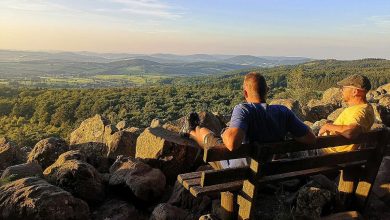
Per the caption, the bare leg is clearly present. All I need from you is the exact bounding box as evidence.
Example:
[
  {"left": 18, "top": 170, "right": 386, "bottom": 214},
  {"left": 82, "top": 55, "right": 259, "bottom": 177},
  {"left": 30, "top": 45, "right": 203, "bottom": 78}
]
[{"left": 189, "top": 126, "right": 213, "bottom": 148}]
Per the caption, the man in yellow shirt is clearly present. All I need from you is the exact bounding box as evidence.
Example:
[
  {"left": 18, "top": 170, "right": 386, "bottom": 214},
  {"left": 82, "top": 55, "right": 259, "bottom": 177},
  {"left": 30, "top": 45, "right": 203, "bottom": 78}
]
[{"left": 318, "top": 74, "right": 375, "bottom": 153}]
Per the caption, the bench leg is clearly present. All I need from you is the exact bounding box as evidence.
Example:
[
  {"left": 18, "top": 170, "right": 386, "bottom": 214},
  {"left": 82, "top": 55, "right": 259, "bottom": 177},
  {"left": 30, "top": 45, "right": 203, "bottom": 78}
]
[
  {"left": 220, "top": 191, "right": 237, "bottom": 220},
  {"left": 338, "top": 167, "right": 360, "bottom": 210}
]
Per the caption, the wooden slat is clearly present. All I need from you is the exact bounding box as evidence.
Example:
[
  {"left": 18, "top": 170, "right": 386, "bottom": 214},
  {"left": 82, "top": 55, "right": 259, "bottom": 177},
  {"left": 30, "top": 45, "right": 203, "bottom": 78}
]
[
  {"left": 201, "top": 167, "right": 250, "bottom": 187},
  {"left": 190, "top": 180, "right": 243, "bottom": 197},
  {"left": 177, "top": 171, "right": 202, "bottom": 184},
  {"left": 183, "top": 178, "right": 201, "bottom": 190},
  {"left": 203, "top": 130, "right": 386, "bottom": 162},
  {"left": 261, "top": 149, "right": 374, "bottom": 176}
]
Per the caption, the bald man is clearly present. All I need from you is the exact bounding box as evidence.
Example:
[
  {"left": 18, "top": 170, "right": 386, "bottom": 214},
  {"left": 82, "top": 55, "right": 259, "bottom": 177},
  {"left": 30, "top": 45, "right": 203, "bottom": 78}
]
[{"left": 180, "top": 72, "right": 316, "bottom": 169}]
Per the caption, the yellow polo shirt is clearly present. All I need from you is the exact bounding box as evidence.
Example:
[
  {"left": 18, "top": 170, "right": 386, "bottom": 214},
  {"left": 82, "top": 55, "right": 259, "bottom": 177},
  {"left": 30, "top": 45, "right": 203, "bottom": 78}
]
[{"left": 323, "top": 103, "right": 375, "bottom": 153}]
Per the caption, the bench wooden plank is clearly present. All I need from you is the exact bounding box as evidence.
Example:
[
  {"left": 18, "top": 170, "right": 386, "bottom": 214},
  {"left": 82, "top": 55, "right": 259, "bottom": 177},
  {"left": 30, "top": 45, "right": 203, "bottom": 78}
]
[
  {"left": 190, "top": 180, "right": 243, "bottom": 197},
  {"left": 201, "top": 167, "right": 249, "bottom": 187},
  {"left": 183, "top": 178, "right": 201, "bottom": 190},
  {"left": 261, "top": 148, "right": 374, "bottom": 176},
  {"left": 177, "top": 171, "right": 202, "bottom": 184},
  {"left": 203, "top": 130, "right": 384, "bottom": 162}
]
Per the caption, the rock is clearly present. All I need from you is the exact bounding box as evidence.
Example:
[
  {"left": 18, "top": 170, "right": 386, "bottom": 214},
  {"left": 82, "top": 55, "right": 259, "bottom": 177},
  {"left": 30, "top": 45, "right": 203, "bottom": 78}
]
[
  {"left": 70, "top": 115, "right": 140, "bottom": 171},
  {"left": 321, "top": 211, "right": 363, "bottom": 220},
  {"left": 198, "top": 111, "right": 226, "bottom": 135},
  {"left": 294, "top": 186, "right": 332, "bottom": 219},
  {"left": 367, "top": 90, "right": 381, "bottom": 103},
  {"left": 304, "top": 101, "right": 338, "bottom": 122},
  {"left": 44, "top": 159, "right": 105, "bottom": 205},
  {"left": 372, "top": 103, "right": 390, "bottom": 126},
  {"left": 163, "top": 111, "right": 225, "bottom": 135},
  {"left": 327, "top": 107, "right": 346, "bottom": 122},
  {"left": 0, "top": 137, "right": 24, "bottom": 171},
  {"left": 321, "top": 87, "right": 342, "bottom": 106},
  {"left": 135, "top": 127, "right": 200, "bottom": 183},
  {"left": 27, "top": 137, "right": 69, "bottom": 169},
  {"left": 70, "top": 114, "right": 117, "bottom": 147},
  {"left": 365, "top": 193, "right": 390, "bottom": 220},
  {"left": 150, "top": 203, "right": 193, "bottom": 220},
  {"left": 1, "top": 162, "right": 43, "bottom": 180},
  {"left": 109, "top": 156, "right": 166, "bottom": 202},
  {"left": 0, "top": 177, "right": 90, "bottom": 220},
  {"left": 106, "top": 130, "right": 139, "bottom": 159},
  {"left": 376, "top": 83, "right": 390, "bottom": 94},
  {"left": 279, "top": 179, "right": 301, "bottom": 192},
  {"left": 269, "top": 99, "right": 304, "bottom": 120},
  {"left": 116, "top": 120, "right": 128, "bottom": 130},
  {"left": 151, "top": 118, "right": 162, "bottom": 128},
  {"left": 371, "top": 123, "right": 386, "bottom": 131},
  {"left": 56, "top": 150, "right": 87, "bottom": 162},
  {"left": 168, "top": 181, "right": 211, "bottom": 216},
  {"left": 310, "top": 119, "right": 329, "bottom": 136},
  {"left": 70, "top": 114, "right": 117, "bottom": 158},
  {"left": 92, "top": 199, "right": 144, "bottom": 220},
  {"left": 372, "top": 156, "right": 390, "bottom": 203},
  {"left": 379, "top": 95, "right": 390, "bottom": 108}
]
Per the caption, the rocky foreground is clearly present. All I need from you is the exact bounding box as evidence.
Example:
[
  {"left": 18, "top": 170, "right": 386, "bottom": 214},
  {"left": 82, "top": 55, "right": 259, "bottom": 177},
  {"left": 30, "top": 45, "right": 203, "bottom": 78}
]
[{"left": 1, "top": 84, "right": 390, "bottom": 220}]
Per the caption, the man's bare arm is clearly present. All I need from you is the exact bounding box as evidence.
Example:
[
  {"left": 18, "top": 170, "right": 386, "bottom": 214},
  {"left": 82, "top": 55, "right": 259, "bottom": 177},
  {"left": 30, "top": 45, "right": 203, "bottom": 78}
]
[
  {"left": 319, "top": 123, "right": 362, "bottom": 139},
  {"left": 221, "top": 127, "right": 245, "bottom": 151},
  {"left": 294, "top": 130, "right": 316, "bottom": 144}
]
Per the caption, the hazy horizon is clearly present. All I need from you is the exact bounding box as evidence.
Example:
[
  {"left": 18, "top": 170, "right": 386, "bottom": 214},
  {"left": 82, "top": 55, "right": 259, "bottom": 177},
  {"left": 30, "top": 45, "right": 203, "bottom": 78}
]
[{"left": 1, "top": 0, "right": 390, "bottom": 60}]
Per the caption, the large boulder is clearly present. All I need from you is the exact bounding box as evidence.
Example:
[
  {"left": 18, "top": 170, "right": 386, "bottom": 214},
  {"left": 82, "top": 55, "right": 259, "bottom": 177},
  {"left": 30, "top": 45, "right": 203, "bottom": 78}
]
[
  {"left": 135, "top": 127, "right": 200, "bottom": 182},
  {"left": 0, "top": 177, "right": 90, "bottom": 220},
  {"left": 376, "top": 83, "right": 390, "bottom": 94},
  {"left": 43, "top": 158, "right": 105, "bottom": 205},
  {"left": 70, "top": 115, "right": 139, "bottom": 171},
  {"left": 372, "top": 156, "right": 390, "bottom": 203},
  {"left": 321, "top": 87, "right": 342, "bottom": 106},
  {"left": 379, "top": 95, "right": 390, "bottom": 108},
  {"left": 168, "top": 181, "right": 211, "bottom": 216},
  {"left": 109, "top": 156, "right": 166, "bottom": 202},
  {"left": 43, "top": 159, "right": 105, "bottom": 204},
  {"left": 1, "top": 162, "right": 43, "bottom": 180},
  {"left": 304, "top": 100, "right": 338, "bottom": 122},
  {"left": 294, "top": 186, "right": 332, "bottom": 219},
  {"left": 70, "top": 115, "right": 116, "bottom": 159},
  {"left": 92, "top": 199, "right": 145, "bottom": 220},
  {"left": 372, "top": 103, "right": 390, "bottom": 127},
  {"left": 27, "top": 137, "right": 69, "bottom": 169},
  {"left": 0, "top": 137, "right": 24, "bottom": 171},
  {"left": 163, "top": 111, "right": 226, "bottom": 134},
  {"left": 150, "top": 203, "right": 193, "bottom": 220},
  {"left": 269, "top": 99, "right": 304, "bottom": 120},
  {"left": 327, "top": 107, "right": 346, "bottom": 122},
  {"left": 106, "top": 130, "right": 139, "bottom": 159}
]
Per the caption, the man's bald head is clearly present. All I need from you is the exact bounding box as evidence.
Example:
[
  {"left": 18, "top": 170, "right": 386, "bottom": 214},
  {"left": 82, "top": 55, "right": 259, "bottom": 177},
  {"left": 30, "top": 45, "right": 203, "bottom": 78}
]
[{"left": 244, "top": 72, "right": 268, "bottom": 102}]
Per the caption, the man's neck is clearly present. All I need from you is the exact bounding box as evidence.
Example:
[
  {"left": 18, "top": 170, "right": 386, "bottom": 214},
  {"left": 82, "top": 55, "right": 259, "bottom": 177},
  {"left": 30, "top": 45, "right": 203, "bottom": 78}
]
[{"left": 347, "top": 97, "right": 367, "bottom": 106}]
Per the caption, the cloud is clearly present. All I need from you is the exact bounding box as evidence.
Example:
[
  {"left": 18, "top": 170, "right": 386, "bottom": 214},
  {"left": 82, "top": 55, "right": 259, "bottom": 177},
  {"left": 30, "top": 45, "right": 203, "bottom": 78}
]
[
  {"left": 368, "top": 15, "right": 390, "bottom": 29},
  {"left": 0, "top": 0, "right": 182, "bottom": 20}
]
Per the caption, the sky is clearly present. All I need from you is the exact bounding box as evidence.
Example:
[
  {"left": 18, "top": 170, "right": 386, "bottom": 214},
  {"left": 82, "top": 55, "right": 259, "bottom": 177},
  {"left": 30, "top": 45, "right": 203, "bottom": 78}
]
[{"left": 1, "top": 0, "right": 390, "bottom": 59}]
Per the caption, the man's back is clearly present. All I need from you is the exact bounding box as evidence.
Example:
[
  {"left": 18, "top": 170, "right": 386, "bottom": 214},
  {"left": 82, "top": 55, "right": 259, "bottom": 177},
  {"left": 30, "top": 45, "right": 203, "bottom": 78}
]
[{"left": 230, "top": 103, "right": 309, "bottom": 144}]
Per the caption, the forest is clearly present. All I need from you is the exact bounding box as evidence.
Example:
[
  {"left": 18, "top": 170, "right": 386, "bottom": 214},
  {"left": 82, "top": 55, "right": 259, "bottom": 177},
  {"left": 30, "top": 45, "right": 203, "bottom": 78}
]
[{"left": 1, "top": 58, "right": 390, "bottom": 147}]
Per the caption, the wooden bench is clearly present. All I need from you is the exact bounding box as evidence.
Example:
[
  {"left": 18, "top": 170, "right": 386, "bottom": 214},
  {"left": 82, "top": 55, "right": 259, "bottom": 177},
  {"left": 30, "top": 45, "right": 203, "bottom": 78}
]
[{"left": 177, "top": 129, "right": 390, "bottom": 220}]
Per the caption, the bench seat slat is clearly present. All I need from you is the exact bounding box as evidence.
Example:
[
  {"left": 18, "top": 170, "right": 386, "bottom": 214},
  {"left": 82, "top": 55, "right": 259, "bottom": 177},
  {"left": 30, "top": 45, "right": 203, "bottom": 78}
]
[
  {"left": 178, "top": 171, "right": 202, "bottom": 184},
  {"left": 190, "top": 180, "right": 244, "bottom": 197},
  {"left": 201, "top": 167, "right": 250, "bottom": 187}
]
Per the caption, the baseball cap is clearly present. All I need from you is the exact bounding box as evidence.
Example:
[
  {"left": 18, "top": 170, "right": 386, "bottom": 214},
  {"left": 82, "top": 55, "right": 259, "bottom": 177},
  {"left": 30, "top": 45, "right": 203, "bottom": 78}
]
[{"left": 337, "top": 74, "right": 371, "bottom": 91}]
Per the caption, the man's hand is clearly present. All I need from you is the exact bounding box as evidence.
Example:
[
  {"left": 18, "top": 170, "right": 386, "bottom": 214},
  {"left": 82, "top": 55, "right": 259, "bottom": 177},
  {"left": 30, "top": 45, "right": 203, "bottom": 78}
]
[{"left": 319, "top": 123, "right": 362, "bottom": 139}]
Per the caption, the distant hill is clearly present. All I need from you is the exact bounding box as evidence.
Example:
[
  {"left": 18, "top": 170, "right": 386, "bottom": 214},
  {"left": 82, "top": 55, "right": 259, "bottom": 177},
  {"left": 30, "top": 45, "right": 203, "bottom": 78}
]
[{"left": 0, "top": 50, "right": 311, "bottom": 78}]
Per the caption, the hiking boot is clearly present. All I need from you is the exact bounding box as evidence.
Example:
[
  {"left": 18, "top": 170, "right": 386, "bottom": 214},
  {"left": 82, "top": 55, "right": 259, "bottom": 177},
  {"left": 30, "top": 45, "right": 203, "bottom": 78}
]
[{"left": 180, "top": 112, "right": 200, "bottom": 138}]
